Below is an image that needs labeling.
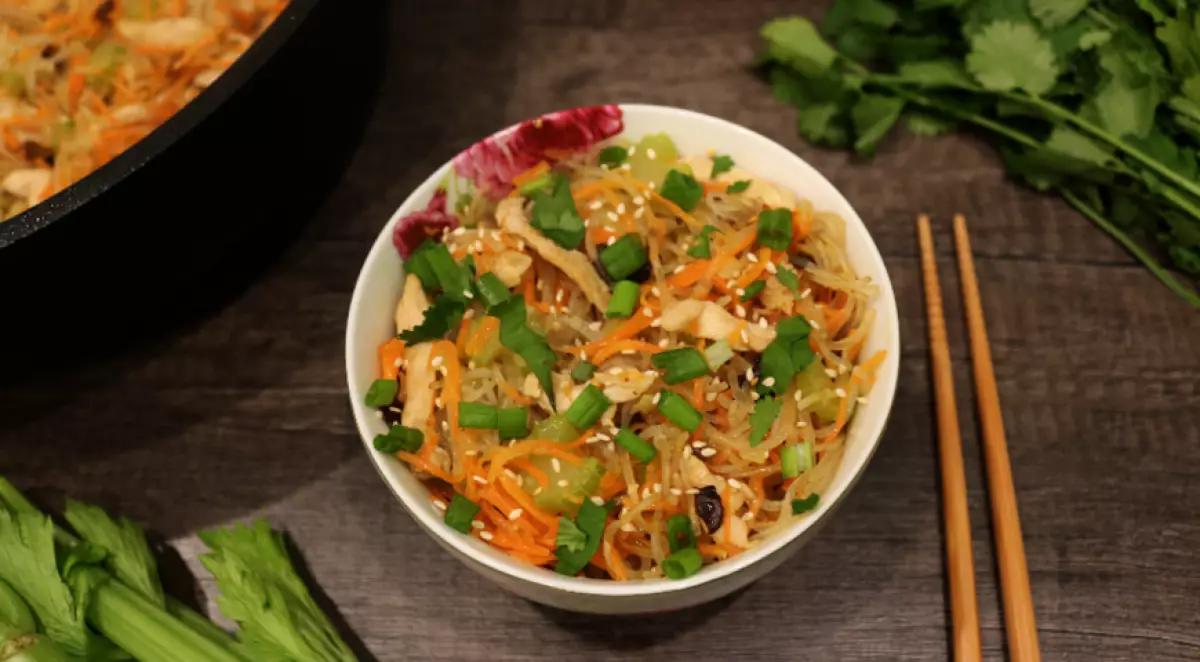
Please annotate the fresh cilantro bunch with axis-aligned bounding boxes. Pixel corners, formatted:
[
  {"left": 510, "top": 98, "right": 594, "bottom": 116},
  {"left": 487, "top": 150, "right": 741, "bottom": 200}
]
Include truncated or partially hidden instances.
[{"left": 758, "top": 1, "right": 1200, "bottom": 305}]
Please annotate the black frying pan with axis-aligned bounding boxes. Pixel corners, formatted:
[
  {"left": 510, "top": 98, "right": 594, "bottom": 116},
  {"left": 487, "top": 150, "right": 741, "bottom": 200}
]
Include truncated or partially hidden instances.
[{"left": 0, "top": 0, "right": 384, "bottom": 361}]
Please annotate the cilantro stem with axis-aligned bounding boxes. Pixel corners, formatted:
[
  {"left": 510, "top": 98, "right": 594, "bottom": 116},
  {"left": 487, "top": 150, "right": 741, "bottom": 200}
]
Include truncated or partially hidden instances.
[{"left": 1060, "top": 188, "right": 1200, "bottom": 306}]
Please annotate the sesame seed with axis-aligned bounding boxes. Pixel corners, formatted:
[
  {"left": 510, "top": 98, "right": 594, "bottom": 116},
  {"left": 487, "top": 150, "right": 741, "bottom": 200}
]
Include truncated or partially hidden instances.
[
  {"left": 452, "top": 227, "right": 466, "bottom": 236},
  {"left": 474, "top": 240, "right": 484, "bottom": 252},
  {"left": 658, "top": 338, "right": 670, "bottom": 348},
  {"left": 595, "top": 432, "right": 611, "bottom": 441},
  {"left": 801, "top": 288, "right": 812, "bottom": 299},
  {"left": 464, "top": 449, "right": 478, "bottom": 456},
  {"left": 607, "top": 211, "right": 619, "bottom": 222},
  {"left": 670, "top": 488, "right": 683, "bottom": 496},
  {"left": 673, "top": 265, "right": 686, "bottom": 274},
  {"left": 837, "top": 363, "right": 848, "bottom": 374},
  {"left": 589, "top": 321, "right": 603, "bottom": 331},
  {"left": 794, "top": 390, "right": 804, "bottom": 402},
  {"left": 642, "top": 307, "right": 653, "bottom": 317},
  {"left": 463, "top": 309, "right": 475, "bottom": 319},
  {"left": 628, "top": 482, "right": 639, "bottom": 495},
  {"left": 857, "top": 396, "right": 870, "bottom": 405},
  {"left": 609, "top": 367, "right": 624, "bottom": 375},
  {"left": 551, "top": 458, "right": 562, "bottom": 473},
  {"left": 607, "top": 236, "right": 617, "bottom": 246},
  {"left": 633, "top": 195, "right": 645, "bottom": 205},
  {"left": 617, "top": 203, "right": 626, "bottom": 214},
  {"left": 627, "top": 145, "right": 637, "bottom": 156},
  {"left": 685, "top": 488, "right": 700, "bottom": 495},
  {"left": 473, "top": 475, "right": 487, "bottom": 484},
  {"left": 692, "top": 440, "right": 707, "bottom": 448},
  {"left": 745, "top": 367, "right": 754, "bottom": 381},
  {"left": 825, "top": 368, "right": 838, "bottom": 378},
  {"left": 580, "top": 350, "right": 589, "bottom": 361},
  {"left": 434, "top": 397, "right": 443, "bottom": 408},
  {"left": 479, "top": 531, "right": 494, "bottom": 540},
  {"left": 491, "top": 231, "right": 502, "bottom": 241},
  {"left": 735, "top": 305, "right": 746, "bottom": 317},
  {"left": 590, "top": 199, "right": 603, "bottom": 210},
  {"left": 393, "top": 357, "right": 403, "bottom": 367},
  {"left": 463, "top": 290, "right": 474, "bottom": 299},
  {"left": 509, "top": 509, "right": 523, "bottom": 520},
  {"left": 374, "top": 410, "right": 383, "bottom": 418},
  {"left": 835, "top": 388, "right": 847, "bottom": 398},
  {"left": 742, "top": 512, "right": 755, "bottom": 521},
  {"left": 728, "top": 479, "right": 744, "bottom": 489},
  {"left": 634, "top": 207, "right": 645, "bottom": 219},
  {"left": 441, "top": 421, "right": 450, "bottom": 431},
  {"left": 766, "top": 262, "right": 777, "bottom": 274},
  {"left": 652, "top": 393, "right": 661, "bottom": 404},
  {"left": 471, "top": 520, "right": 485, "bottom": 530},
  {"left": 763, "top": 377, "right": 776, "bottom": 387},
  {"left": 706, "top": 392, "right": 717, "bottom": 402},
  {"left": 651, "top": 286, "right": 661, "bottom": 296},
  {"left": 650, "top": 318, "right": 662, "bottom": 327},
  {"left": 740, "top": 329, "right": 749, "bottom": 344},
  {"left": 591, "top": 496, "right": 605, "bottom": 505},
  {"left": 621, "top": 163, "right": 632, "bottom": 171},
  {"left": 622, "top": 349, "right": 636, "bottom": 355},
  {"left": 735, "top": 288, "right": 745, "bottom": 297},
  {"left": 607, "top": 442, "right": 616, "bottom": 453},
  {"left": 534, "top": 487, "right": 543, "bottom": 495},
  {"left": 648, "top": 181, "right": 656, "bottom": 190},
  {"left": 758, "top": 317, "right": 768, "bottom": 328},
  {"left": 700, "top": 447, "right": 718, "bottom": 457},
  {"left": 555, "top": 290, "right": 564, "bottom": 303},
  {"left": 796, "top": 420, "right": 808, "bottom": 428},
  {"left": 621, "top": 523, "right": 637, "bottom": 532},
  {"left": 431, "top": 356, "right": 444, "bottom": 367},
  {"left": 752, "top": 392, "right": 760, "bottom": 400},
  {"left": 747, "top": 253, "right": 759, "bottom": 263},
  {"left": 505, "top": 469, "right": 517, "bottom": 480},
  {"left": 433, "top": 500, "right": 447, "bottom": 511},
  {"left": 642, "top": 488, "right": 651, "bottom": 499},
  {"left": 557, "top": 479, "right": 569, "bottom": 487}
]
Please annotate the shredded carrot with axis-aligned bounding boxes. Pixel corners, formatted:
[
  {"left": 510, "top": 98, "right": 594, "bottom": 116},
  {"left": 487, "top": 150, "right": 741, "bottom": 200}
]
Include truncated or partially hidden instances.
[
  {"left": 500, "top": 380, "right": 534, "bottom": 406},
  {"left": 748, "top": 475, "right": 765, "bottom": 516},
  {"left": 667, "top": 259, "right": 710, "bottom": 288},
  {"left": 820, "top": 374, "right": 860, "bottom": 444},
  {"left": 512, "top": 160, "right": 550, "bottom": 186},
  {"left": 733, "top": 248, "right": 772, "bottom": 289},
  {"left": 573, "top": 309, "right": 657, "bottom": 358},
  {"left": 651, "top": 192, "right": 703, "bottom": 229},
  {"left": 521, "top": 269, "right": 536, "bottom": 305},
  {"left": 485, "top": 440, "right": 585, "bottom": 483},
  {"left": 571, "top": 178, "right": 625, "bottom": 203},
  {"left": 509, "top": 458, "right": 549, "bottom": 486},
  {"left": 598, "top": 471, "right": 626, "bottom": 500},
  {"left": 377, "top": 338, "right": 406, "bottom": 380},
  {"left": 67, "top": 73, "right": 85, "bottom": 112},
  {"left": 454, "top": 317, "right": 473, "bottom": 353},
  {"left": 396, "top": 451, "right": 455, "bottom": 483},
  {"left": 497, "top": 475, "right": 558, "bottom": 527},
  {"left": 697, "top": 542, "right": 743, "bottom": 559},
  {"left": 587, "top": 340, "right": 663, "bottom": 364}
]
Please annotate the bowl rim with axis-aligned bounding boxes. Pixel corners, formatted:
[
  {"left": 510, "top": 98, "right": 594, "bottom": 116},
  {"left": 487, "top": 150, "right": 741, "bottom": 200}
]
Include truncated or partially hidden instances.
[
  {"left": 0, "top": 0, "right": 322, "bottom": 249},
  {"left": 345, "top": 103, "right": 901, "bottom": 597}
]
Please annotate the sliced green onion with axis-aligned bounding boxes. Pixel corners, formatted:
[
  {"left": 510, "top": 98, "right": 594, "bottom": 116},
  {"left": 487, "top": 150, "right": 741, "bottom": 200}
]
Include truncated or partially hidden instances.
[
  {"left": 598, "top": 145, "right": 628, "bottom": 168},
  {"left": 459, "top": 402, "right": 499, "bottom": 429},
  {"left": 780, "top": 443, "right": 810, "bottom": 479},
  {"left": 491, "top": 297, "right": 557, "bottom": 408},
  {"left": 657, "top": 390, "right": 703, "bottom": 433},
  {"left": 756, "top": 208, "right": 794, "bottom": 251},
  {"left": 791, "top": 493, "right": 821, "bottom": 515},
  {"left": 688, "top": 225, "right": 718, "bottom": 259},
  {"left": 475, "top": 272, "right": 511, "bottom": 308},
  {"left": 571, "top": 361, "right": 597, "bottom": 382},
  {"left": 776, "top": 267, "right": 801, "bottom": 291},
  {"left": 444, "top": 494, "right": 481, "bottom": 533},
  {"left": 666, "top": 514, "right": 696, "bottom": 553},
  {"left": 599, "top": 234, "right": 648, "bottom": 281},
  {"left": 703, "top": 340, "right": 734, "bottom": 371},
  {"left": 565, "top": 384, "right": 612, "bottom": 430},
  {"left": 498, "top": 407, "right": 529, "bottom": 440},
  {"left": 517, "top": 172, "right": 554, "bottom": 196},
  {"left": 651, "top": 347, "right": 710, "bottom": 385},
  {"left": 663, "top": 547, "right": 704, "bottom": 579},
  {"left": 614, "top": 427, "right": 657, "bottom": 463},
  {"left": 740, "top": 280, "right": 766, "bottom": 301},
  {"left": 727, "top": 180, "right": 752, "bottom": 194},
  {"left": 373, "top": 425, "right": 424, "bottom": 454},
  {"left": 606, "top": 280, "right": 640, "bottom": 318},
  {"left": 710, "top": 155, "right": 735, "bottom": 178},
  {"left": 659, "top": 169, "right": 703, "bottom": 212},
  {"left": 364, "top": 379, "right": 399, "bottom": 406}
]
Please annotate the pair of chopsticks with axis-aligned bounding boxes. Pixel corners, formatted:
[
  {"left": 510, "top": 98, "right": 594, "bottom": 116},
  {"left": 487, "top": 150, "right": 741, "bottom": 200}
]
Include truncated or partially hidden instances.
[{"left": 918, "top": 215, "right": 1041, "bottom": 662}]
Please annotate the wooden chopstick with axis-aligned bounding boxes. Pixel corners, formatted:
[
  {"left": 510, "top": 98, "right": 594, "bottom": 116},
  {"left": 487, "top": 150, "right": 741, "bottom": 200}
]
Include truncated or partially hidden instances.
[
  {"left": 917, "top": 215, "right": 982, "bottom": 662},
  {"left": 953, "top": 215, "right": 1042, "bottom": 662}
]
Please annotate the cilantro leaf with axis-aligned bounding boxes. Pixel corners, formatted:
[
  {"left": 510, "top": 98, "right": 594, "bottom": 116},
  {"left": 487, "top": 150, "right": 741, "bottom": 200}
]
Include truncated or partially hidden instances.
[
  {"left": 965, "top": 21, "right": 1061, "bottom": 95},
  {"left": 851, "top": 94, "right": 905, "bottom": 155},
  {"left": 775, "top": 267, "right": 801, "bottom": 291},
  {"left": 797, "top": 102, "right": 851, "bottom": 148},
  {"left": 554, "top": 500, "right": 611, "bottom": 576},
  {"left": 761, "top": 17, "right": 838, "bottom": 77},
  {"left": 64, "top": 500, "right": 165, "bottom": 607},
  {"left": 727, "top": 180, "right": 752, "bottom": 193},
  {"left": 749, "top": 395, "right": 783, "bottom": 446},
  {"left": 491, "top": 297, "right": 557, "bottom": 408},
  {"left": 530, "top": 174, "right": 586, "bottom": 250},
  {"left": 688, "top": 225, "right": 719, "bottom": 258},
  {"left": 398, "top": 295, "right": 466, "bottom": 344},
  {"left": 597, "top": 146, "right": 628, "bottom": 168},
  {"left": 1029, "top": 0, "right": 1089, "bottom": 29},
  {"left": 710, "top": 155, "right": 735, "bottom": 178},
  {"left": 199, "top": 520, "right": 357, "bottom": 662},
  {"left": 555, "top": 518, "right": 587, "bottom": 554},
  {"left": 659, "top": 169, "right": 703, "bottom": 212}
]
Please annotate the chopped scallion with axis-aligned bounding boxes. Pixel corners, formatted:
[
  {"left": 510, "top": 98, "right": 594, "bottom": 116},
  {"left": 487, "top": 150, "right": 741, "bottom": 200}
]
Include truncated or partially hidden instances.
[
  {"left": 565, "top": 384, "right": 612, "bottom": 430},
  {"left": 614, "top": 427, "right": 657, "bottom": 463},
  {"left": 459, "top": 402, "right": 499, "bottom": 429},
  {"left": 651, "top": 347, "right": 710, "bottom": 385},
  {"left": 364, "top": 379, "right": 399, "bottom": 406},
  {"left": 663, "top": 547, "right": 704, "bottom": 579},
  {"left": 373, "top": 425, "right": 424, "bottom": 454},
  {"left": 667, "top": 514, "right": 696, "bottom": 553},
  {"left": 498, "top": 407, "right": 529, "bottom": 440},
  {"left": 599, "top": 234, "right": 648, "bottom": 281},
  {"left": 756, "top": 208, "right": 794, "bottom": 251},
  {"left": 606, "top": 280, "right": 640, "bottom": 318},
  {"left": 781, "top": 442, "right": 814, "bottom": 479},
  {"left": 571, "top": 361, "right": 597, "bottom": 382},
  {"left": 791, "top": 493, "right": 820, "bottom": 515},
  {"left": 657, "top": 390, "right": 703, "bottom": 433},
  {"left": 444, "top": 494, "right": 481, "bottom": 533},
  {"left": 475, "top": 272, "right": 511, "bottom": 308}
]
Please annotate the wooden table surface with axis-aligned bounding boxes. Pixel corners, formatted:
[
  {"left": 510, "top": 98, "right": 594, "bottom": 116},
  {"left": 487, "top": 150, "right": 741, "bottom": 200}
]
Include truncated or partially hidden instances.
[{"left": 4, "top": 2, "right": 1199, "bottom": 660}]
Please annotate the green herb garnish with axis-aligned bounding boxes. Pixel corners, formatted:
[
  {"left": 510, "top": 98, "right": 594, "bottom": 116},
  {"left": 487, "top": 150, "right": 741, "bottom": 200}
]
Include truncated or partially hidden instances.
[
  {"left": 555, "top": 518, "right": 587, "bottom": 554},
  {"left": 442, "top": 494, "right": 481, "bottom": 534},
  {"left": 749, "top": 395, "right": 783, "bottom": 446},
  {"left": 791, "top": 493, "right": 821, "bottom": 514},
  {"left": 659, "top": 169, "right": 704, "bottom": 212},
  {"left": 398, "top": 295, "right": 466, "bottom": 344},
  {"left": 710, "top": 155, "right": 735, "bottom": 178},
  {"left": 364, "top": 379, "right": 399, "bottom": 407},
  {"left": 597, "top": 146, "right": 629, "bottom": 168},
  {"left": 687, "top": 225, "right": 718, "bottom": 259},
  {"left": 530, "top": 174, "right": 586, "bottom": 249},
  {"left": 726, "top": 179, "right": 752, "bottom": 193}
]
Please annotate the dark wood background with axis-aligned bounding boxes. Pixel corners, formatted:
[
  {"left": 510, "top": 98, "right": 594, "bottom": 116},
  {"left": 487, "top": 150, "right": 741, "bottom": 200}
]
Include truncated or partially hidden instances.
[{"left": 3, "top": 2, "right": 1198, "bottom": 660}]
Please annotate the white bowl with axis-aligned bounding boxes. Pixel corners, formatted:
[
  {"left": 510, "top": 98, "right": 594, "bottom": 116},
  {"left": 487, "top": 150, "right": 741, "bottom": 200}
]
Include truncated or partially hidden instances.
[{"left": 345, "top": 104, "right": 901, "bottom": 614}]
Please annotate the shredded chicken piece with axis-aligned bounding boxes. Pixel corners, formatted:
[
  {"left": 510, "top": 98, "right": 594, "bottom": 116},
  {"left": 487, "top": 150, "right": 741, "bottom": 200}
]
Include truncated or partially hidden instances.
[
  {"left": 116, "top": 18, "right": 214, "bottom": 50},
  {"left": 594, "top": 366, "right": 656, "bottom": 403},
  {"left": 394, "top": 274, "right": 429, "bottom": 333},
  {"left": 497, "top": 197, "right": 611, "bottom": 311},
  {"left": 2, "top": 169, "right": 50, "bottom": 205},
  {"left": 394, "top": 274, "right": 435, "bottom": 440},
  {"left": 762, "top": 276, "right": 796, "bottom": 315},
  {"left": 491, "top": 249, "right": 533, "bottom": 288},
  {"left": 659, "top": 300, "right": 775, "bottom": 351}
]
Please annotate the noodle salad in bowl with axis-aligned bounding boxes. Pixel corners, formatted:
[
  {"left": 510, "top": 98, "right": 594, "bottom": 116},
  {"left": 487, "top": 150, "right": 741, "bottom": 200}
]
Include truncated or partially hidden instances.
[{"left": 347, "top": 104, "right": 899, "bottom": 612}]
